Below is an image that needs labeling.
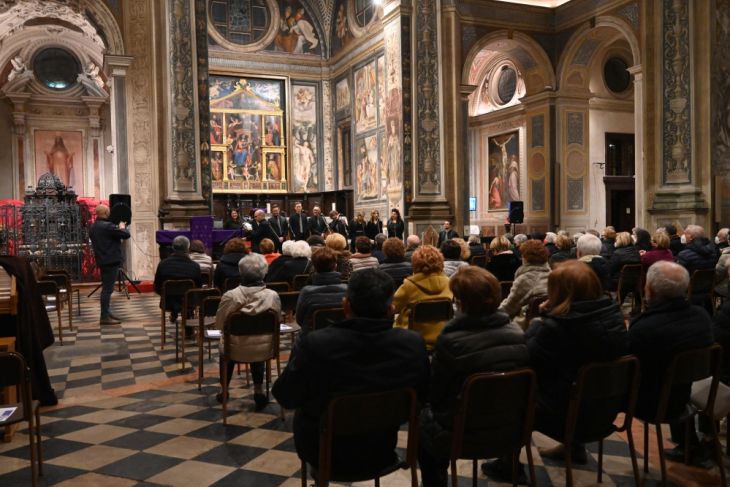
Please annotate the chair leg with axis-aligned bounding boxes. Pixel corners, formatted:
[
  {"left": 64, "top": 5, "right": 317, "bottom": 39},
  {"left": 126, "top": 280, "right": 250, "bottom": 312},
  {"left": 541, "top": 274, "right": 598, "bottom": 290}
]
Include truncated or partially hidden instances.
[
  {"left": 301, "top": 460, "right": 307, "bottom": 487},
  {"left": 75, "top": 289, "right": 81, "bottom": 316},
  {"left": 375, "top": 477, "right": 380, "bottom": 487},
  {"left": 598, "top": 438, "right": 604, "bottom": 483},
  {"left": 626, "top": 425, "right": 641, "bottom": 487},
  {"left": 656, "top": 423, "right": 668, "bottom": 486},
  {"left": 684, "top": 417, "right": 692, "bottom": 465},
  {"left": 180, "top": 317, "right": 186, "bottom": 370},
  {"left": 197, "top": 323, "right": 204, "bottom": 391},
  {"left": 512, "top": 451, "right": 519, "bottom": 487},
  {"left": 565, "top": 441, "right": 574, "bottom": 487},
  {"left": 450, "top": 458, "right": 458, "bottom": 487},
  {"left": 68, "top": 295, "right": 73, "bottom": 330},
  {"left": 28, "top": 416, "right": 37, "bottom": 487},
  {"left": 57, "top": 306, "right": 63, "bottom": 345},
  {"left": 525, "top": 439, "right": 537, "bottom": 487},
  {"left": 222, "top": 359, "right": 228, "bottom": 425},
  {"left": 161, "top": 309, "right": 166, "bottom": 349},
  {"left": 472, "top": 459, "right": 478, "bottom": 487},
  {"left": 709, "top": 418, "right": 728, "bottom": 487},
  {"left": 643, "top": 421, "right": 650, "bottom": 473},
  {"left": 175, "top": 319, "right": 179, "bottom": 363},
  {"left": 245, "top": 363, "right": 251, "bottom": 387}
]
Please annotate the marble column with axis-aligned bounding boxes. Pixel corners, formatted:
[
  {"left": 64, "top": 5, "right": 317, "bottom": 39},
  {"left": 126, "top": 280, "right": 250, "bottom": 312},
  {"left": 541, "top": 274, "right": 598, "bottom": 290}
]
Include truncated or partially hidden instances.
[
  {"left": 194, "top": 0, "right": 211, "bottom": 208},
  {"left": 103, "top": 55, "right": 133, "bottom": 196},
  {"left": 627, "top": 65, "right": 645, "bottom": 227}
]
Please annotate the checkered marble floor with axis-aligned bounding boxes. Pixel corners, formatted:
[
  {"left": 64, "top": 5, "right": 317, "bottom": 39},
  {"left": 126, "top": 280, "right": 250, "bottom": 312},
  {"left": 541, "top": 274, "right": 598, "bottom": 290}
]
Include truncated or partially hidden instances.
[{"left": 0, "top": 290, "right": 726, "bottom": 485}]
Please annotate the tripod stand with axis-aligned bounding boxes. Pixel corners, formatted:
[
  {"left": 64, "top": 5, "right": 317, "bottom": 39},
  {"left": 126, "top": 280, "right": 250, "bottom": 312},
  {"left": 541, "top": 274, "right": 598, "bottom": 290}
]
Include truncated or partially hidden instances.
[{"left": 87, "top": 266, "right": 141, "bottom": 299}]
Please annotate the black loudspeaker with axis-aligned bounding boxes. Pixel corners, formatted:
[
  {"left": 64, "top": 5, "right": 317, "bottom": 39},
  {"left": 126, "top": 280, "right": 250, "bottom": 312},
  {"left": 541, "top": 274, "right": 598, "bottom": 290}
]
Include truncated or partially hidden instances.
[
  {"left": 508, "top": 201, "right": 524, "bottom": 224},
  {"left": 109, "top": 193, "right": 132, "bottom": 225}
]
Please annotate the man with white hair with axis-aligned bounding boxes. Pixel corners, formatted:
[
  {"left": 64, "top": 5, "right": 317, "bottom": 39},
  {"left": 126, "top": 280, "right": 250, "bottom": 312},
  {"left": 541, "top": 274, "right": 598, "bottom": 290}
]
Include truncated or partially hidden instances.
[
  {"left": 214, "top": 253, "right": 281, "bottom": 410},
  {"left": 544, "top": 231, "right": 558, "bottom": 255},
  {"left": 404, "top": 234, "right": 421, "bottom": 262},
  {"left": 576, "top": 234, "right": 610, "bottom": 291},
  {"left": 677, "top": 225, "right": 716, "bottom": 274},
  {"left": 629, "top": 261, "right": 714, "bottom": 464},
  {"left": 716, "top": 227, "right": 730, "bottom": 251},
  {"left": 154, "top": 236, "right": 202, "bottom": 330},
  {"left": 250, "top": 209, "right": 280, "bottom": 253}
]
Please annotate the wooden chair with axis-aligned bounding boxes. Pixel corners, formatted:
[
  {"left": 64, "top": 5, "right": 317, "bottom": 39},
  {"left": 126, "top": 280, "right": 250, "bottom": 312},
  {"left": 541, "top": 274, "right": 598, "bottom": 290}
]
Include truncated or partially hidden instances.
[
  {"left": 266, "top": 281, "right": 291, "bottom": 293},
  {"left": 524, "top": 296, "right": 544, "bottom": 328},
  {"left": 200, "top": 269, "right": 213, "bottom": 288},
  {"left": 449, "top": 369, "right": 537, "bottom": 487},
  {"left": 159, "top": 279, "right": 196, "bottom": 350},
  {"left": 560, "top": 356, "right": 642, "bottom": 487},
  {"left": 45, "top": 269, "right": 80, "bottom": 318},
  {"left": 37, "top": 280, "right": 63, "bottom": 345},
  {"left": 469, "top": 254, "right": 487, "bottom": 267},
  {"left": 223, "top": 276, "right": 240, "bottom": 292},
  {"left": 221, "top": 310, "right": 280, "bottom": 424},
  {"left": 615, "top": 264, "right": 643, "bottom": 312},
  {"left": 180, "top": 288, "right": 220, "bottom": 369},
  {"left": 292, "top": 273, "right": 310, "bottom": 291},
  {"left": 0, "top": 352, "right": 42, "bottom": 487},
  {"left": 408, "top": 298, "right": 454, "bottom": 350},
  {"left": 198, "top": 296, "right": 221, "bottom": 390},
  {"left": 311, "top": 307, "right": 346, "bottom": 332},
  {"left": 301, "top": 388, "right": 419, "bottom": 487},
  {"left": 500, "top": 281, "right": 514, "bottom": 301},
  {"left": 687, "top": 268, "right": 717, "bottom": 311},
  {"left": 278, "top": 291, "right": 300, "bottom": 322},
  {"left": 638, "top": 344, "right": 725, "bottom": 486}
]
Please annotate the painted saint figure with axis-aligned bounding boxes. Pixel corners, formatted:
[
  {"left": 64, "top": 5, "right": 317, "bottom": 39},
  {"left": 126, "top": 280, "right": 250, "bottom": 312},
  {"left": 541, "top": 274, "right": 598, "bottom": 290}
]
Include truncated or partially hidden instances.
[{"left": 46, "top": 136, "right": 74, "bottom": 188}]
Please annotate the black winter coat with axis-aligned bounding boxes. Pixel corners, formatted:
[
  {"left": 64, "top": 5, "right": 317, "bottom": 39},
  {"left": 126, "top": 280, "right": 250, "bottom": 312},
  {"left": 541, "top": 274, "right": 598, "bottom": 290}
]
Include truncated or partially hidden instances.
[
  {"left": 154, "top": 254, "right": 203, "bottom": 313},
  {"left": 365, "top": 220, "right": 383, "bottom": 240},
  {"left": 549, "top": 249, "right": 574, "bottom": 267},
  {"left": 669, "top": 235, "right": 685, "bottom": 256},
  {"left": 213, "top": 252, "right": 247, "bottom": 289},
  {"left": 713, "top": 300, "right": 730, "bottom": 384},
  {"left": 486, "top": 253, "right": 521, "bottom": 282},
  {"left": 379, "top": 259, "right": 413, "bottom": 289},
  {"left": 295, "top": 272, "right": 347, "bottom": 329},
  {"left": 583, "top": 256, "right": 611, "bottom": 292},
  {"left": 629, "top": 298, "right": 714, "bottom": 420},
  {"left": 677, "top": 238, "right": 717, "bottom": 274},
  {"left": 89, "top": 218, "right": 130, "bottom": 267},
  {"left": 265, "top": 256, "right": 310, "bottom": 283},
  {"left": 600, "top": 238, "right": 616, "bottom": 260},
  {"left": 249, "top": 219, "right": 280, "bottom": 253},
  {"left": 608, "top": 245, "right": 641, "bottom": 289}
]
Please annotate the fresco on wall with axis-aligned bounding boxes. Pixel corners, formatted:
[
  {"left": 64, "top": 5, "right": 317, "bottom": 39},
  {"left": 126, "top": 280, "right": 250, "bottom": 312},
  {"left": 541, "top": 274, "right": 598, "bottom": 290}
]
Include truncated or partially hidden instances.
[
  {"left": 291, "top": 83, "right": 319, "bottom": 192},
  {"left": 34, "top": 130, "right": 85, "bottom": 195},
  {"left": 209, "top": 75, "right": 287, "bottom": 193},
  {"left": 332, "top": 0, "right": 352, "bottom": 54},
  {"left": 383, "top": 21, "right": 404, "bottom": 211},
  {"left": 355, "top": 134, "right": 379, "bottom": 200},
  {"left": 487, "top": 131, "right": 520, "bottom": 210},
  {"left": 335, "top": 77, "right": 350, "bottom": 112},
  {"left": 269, "top": 0, "right": 321, "bottom": 55},
  {"left": 377, "top": 55, "right": 386, "bottom": 125},
  {"left": 354, "top": 60, "right": 377, "bottom": 134}
]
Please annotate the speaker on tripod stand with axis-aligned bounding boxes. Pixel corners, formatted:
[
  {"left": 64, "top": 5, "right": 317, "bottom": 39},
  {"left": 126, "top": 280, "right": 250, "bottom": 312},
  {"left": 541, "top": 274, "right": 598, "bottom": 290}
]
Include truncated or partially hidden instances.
[
  {"left": 109, "top": 194, "right": 132, "bottom": 225},
  {"left": 507, "top": 201, "right": 524, "bottom": 234}
]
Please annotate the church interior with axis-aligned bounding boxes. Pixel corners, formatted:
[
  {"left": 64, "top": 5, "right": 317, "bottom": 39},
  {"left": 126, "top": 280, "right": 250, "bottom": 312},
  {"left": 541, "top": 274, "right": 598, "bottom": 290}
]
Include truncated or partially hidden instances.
[{"left": 0, "top": 0, "right": 729, "bottom": 485}]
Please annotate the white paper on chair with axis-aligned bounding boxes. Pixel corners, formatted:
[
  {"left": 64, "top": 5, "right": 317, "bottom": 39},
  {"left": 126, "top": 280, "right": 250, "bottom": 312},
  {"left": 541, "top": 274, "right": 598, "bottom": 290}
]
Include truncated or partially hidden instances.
[
  {"left": 0, "top": 407, "right": 16, "bottom": 422},
  {"left": 205, "top": 329, "right": 221, "bottom": 339},
  {"left": 280, "top": 323, "right": 294, "bottom": 332}
]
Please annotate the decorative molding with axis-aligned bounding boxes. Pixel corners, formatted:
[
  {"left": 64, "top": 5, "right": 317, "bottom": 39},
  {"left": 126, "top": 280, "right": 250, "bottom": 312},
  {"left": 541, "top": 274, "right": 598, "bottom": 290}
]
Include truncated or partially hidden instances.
[
  {"left": 713, "top": 0, "right": 730, "bottom": 179},
  {"left": 617, "top": 2, "right": 639, "bottom": 31},
  {"left": 196, "top": 0, "right": 211, "bottom": 206},
  {"left": 206, "top": 0, "right": 280, "bottom": 54},
  {"left": 662, "top": 0, "right": 691, "bottom": 185},
  {"left": 567, "top": 177, "right": 583, "bottom": 211},
  {"left": 322, "top": 79, "right": 334, "bottom": 191},
  {"left": 531, "top": 114, "right": 544, "bottom": 148},
  {"left": 566, "top": 111, "right": 583, "bottom": 145}
]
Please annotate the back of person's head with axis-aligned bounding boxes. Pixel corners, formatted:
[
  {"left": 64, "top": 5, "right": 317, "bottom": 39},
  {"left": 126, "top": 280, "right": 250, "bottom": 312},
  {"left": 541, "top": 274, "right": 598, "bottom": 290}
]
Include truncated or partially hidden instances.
[
  {"left": 652, "top": 231, "right": 670, "bottom": 250},
  {"left": 646, "top": 260, "right": 689, "bottom": 304},
  {"left": 189, "top": 239, "right": 205, "bottom": 254},
  {"left": 290, "top": 240, "right": 313, "bottom": 259},
  {"left": 615, "top": 232, "right": 633, "bottom": 248},
  {"left": 306, "top": 235, "right": 325, "bottom": 247},
  {"left": 374, "top": 233, "right": 387, "bottom": 249},
  {"left": 531, "top": 232, "right": 546, "bottom": 242},
  {"left": 544, "top": 232, "right": 557, "bottom": 244},
  {"left": 555, "top": 234, "right": 572, "bottom": 251},
  {"left": 489, "top": 235, "right": 510, "bottom": 254},
  {"left": 406, "top": 234, "right": 421, "bottom": 248},
  {"left": 223, "top": 237, "right": 247, "bottom": 255},
  {"left": 685, "top": 224, "right": 705, "bottom": 240},
  {"left": 664, "top": 224, "right": 677, "bottom": 236},
  {"left": 325, "top": 233, "right": 347, "bottom": 252},
  {"left": 718, "top": 228, "right": 730, "bottom": 243},
  {"left": 604, "top": 226, "right": 617, "bottom": 240},
  {"left": 172, "top": 236, "right": 191, "bottom": 254},
  {"left": 281, "top": 240, "right": 295, "bottom": 256},
  {"left": 452, "top": 237, "right": 470, "bottom": 260},
  {"left": 238, "top": 253, "right": 268, "bottom": 283},
  {"left": 576, "top": 234, "right": 602, "bottom": 257},
  {"left": 520, "top": 239, "right": 550, "bottom": 265},
  {"left": 468, "top": 235, "right": 481, "bottom": 245},
  {"left": 96, "top": 204, "right": 110, "bottom": 218},
  {"left": 514, "top": 233, "right": 528, "bottom": 245},
  {"left": 259, "top": 238, "right": 275, "bottom": 254},
  {"left": 634, "top": 228, "right": 651, "bottom": 246},
  {"left": 440, "top": 239, "right": 462, "bottom": 260},
  {"left": 345, "top": 268, "right": 395, "bottom": 319},
  {"left": 586, "top": 229, "right": 600, "bottom": 238},
  {"left": 412, "top": 245, "right": 444, "bottom": 275},
  {"left": 355, "top": 236, "right": 372, "bottom": 254},
  {"left": 572, "top": 233, "right": 584, "bottom": 244},
  {"left": 311, "top": 246, "right": 337, "bottom": 273},
  {"left": 382, "top": 237, "right": 405, "bottom": 260},
  {"left": 450, "top": 266, "right": 500, "bottom": 316},
  {"left": 547, "top": 260, "right": 602, "bottom": 315}
]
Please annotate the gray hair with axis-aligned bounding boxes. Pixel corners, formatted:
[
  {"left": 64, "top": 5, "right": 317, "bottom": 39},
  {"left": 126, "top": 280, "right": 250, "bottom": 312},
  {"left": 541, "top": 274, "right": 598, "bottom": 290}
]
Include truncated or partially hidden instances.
[
  {"left": 573, "top": 232, "right": 584, "bottom": 244},
  {"left": 545, "top": 232, "right": 557, "bottom": 244},
  {"left": 238, "top": 253, "right": 268, "bottom": 282},
  {"left": 468, "top": 235, "right": 481, "bottom": 245},
  {"left": 576, "top": 234, "right": 602, "bottom": 257},
  {"left": 718, "top": 228, "right": 730, "bottom": 242},
  {"left": 406, "top": 234, "right": 421, "bottom": 247},
  {"left": 685, "top": 224, "right": 705, "bottom": 239},
  {"left": 281, "top": 240, "right": 295, "bottom": 256},
  {"left": 514, "top": 234, "right": 527, "bottom": 245},
  {"left": 172, "top": 236, "right": 190, "bottom": 253},
  {"left": 646, "top": 261, "right": 689, "bottom": 302},
  {"left": 290, "top": 240, "right": 312, "bottom": 259}
]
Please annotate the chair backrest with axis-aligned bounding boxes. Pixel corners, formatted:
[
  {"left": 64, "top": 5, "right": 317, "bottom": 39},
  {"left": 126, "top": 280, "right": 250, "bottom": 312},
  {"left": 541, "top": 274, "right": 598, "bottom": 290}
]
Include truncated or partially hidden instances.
[
  {"left": 564, "top": 356, "right": 641, "bottom": 444},
  {"left": 410, "top": 298, "right": 453, "bottom": 325},
  {"left": 655, "top": 344, "right": 723, "bottom": 422},
  {"left": 617, "top": 264, "right": 643, "bottom": 302},
  {"left": 161, "top": 279, "right": 196, "bottom": 309},
  {"left": 450, "top": 370, "right": 536, "bottom": 460},
  {"left": 687, "top": 268, "right": 716, "bottom": 297},
  {"left": 223, "top": 310, "right": 279, "bottom": 360},
  {"left": 199, "top": 296, "right": 221, "bottom": 327},
  {"left": 500, "top": 281, "right": 513, "bottom": 300},
  {"left": 43, "top": 273, "right": 69, "bottom": 292},
  {"left": 266, "top": 281, "right": 291, "bottom": 293},
  {"left": 36, "top": 280, "right": 59, "bottom": 297},
  {"left": 223, "top": 276, "right": 240, "bottom": 292},
  {"left": 292, "top": 274, "right": 310, "bottom": 290},
  {"left": 184, "top": 288, "right": 220, "bottom": 314},
  {"left": 470, "top": 254, "right": 487, "bottom": 267},
  {"left": 525, "top": 296, "right": 544, "bottom": 325},
  {"left": 0, "top": 352, "right": 31, "bottom": 418},
  {"left": 311, "top": 307, "right": 346, "bottom": 331},
  {"left": 200, "top": 269, "right": 212, "bottom": 287},
  {"left": 318, "top": 388, "right": 418, "bottom": 484},
  {"left": 278, "top": 291, "right": 300, "bottom": 316}
]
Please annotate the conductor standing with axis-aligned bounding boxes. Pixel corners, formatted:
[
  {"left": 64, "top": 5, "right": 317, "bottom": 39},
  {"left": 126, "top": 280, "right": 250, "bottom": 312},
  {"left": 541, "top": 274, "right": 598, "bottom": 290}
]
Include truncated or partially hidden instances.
[{"left": 89, "top": 204, "right": 130, "bottom": 325}]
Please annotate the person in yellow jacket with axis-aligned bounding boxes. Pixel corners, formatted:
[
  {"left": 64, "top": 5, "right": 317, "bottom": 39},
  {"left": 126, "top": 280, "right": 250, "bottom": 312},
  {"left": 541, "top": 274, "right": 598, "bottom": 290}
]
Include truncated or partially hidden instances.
[{"left": 392, "top": 245, "right": 453, "bottom": 347}]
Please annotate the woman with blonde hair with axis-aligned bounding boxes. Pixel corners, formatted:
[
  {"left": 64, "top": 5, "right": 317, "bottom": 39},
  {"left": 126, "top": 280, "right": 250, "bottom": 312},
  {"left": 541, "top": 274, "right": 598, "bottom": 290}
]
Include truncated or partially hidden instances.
[
  {"left": 608, "top": 231, "right": 641, "bottom": 290},
  {"left": 392, "top": 245, "right": 452, "bottom": 347},
  {"left": 640, "top": 231, "right": 673, "bottom": 268},
  {"left": 486, "top": 235, "right": 520, "bottom": 281},
  {"left": 325, "top": 232, "right": 352, "bottom": 280},
  {"left": 548, "top": 234, "right": 574, "bottom": 267},
  {"left": 365, "top": 209, "right": 383, "bottom": 240}
]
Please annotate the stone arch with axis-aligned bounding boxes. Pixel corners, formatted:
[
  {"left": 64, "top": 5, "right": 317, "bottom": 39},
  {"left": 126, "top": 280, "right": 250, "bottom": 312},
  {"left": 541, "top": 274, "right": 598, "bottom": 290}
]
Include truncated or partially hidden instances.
[{"left": 83, "top": 0, "right": 125, "bottom": 55}]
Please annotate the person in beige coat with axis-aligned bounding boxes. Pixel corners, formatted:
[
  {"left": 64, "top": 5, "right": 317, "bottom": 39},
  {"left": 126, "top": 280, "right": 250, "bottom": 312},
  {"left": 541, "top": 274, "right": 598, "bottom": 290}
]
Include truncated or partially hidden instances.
[
  {"left": 215, "top": 253, "right": 281, "bottom": 410},
  {"left": 498, "top": 239, "right": 550, "bottom": 329}
]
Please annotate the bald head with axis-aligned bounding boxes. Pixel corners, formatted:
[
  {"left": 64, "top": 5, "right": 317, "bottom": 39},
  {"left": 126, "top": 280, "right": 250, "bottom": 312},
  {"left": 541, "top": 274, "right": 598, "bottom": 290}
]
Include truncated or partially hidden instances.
[
  {"left": 254, "top": 209, "right": 265, "bottom": 221},
  {"left": 645, "top": 261, "right": 689, "bottom": 305},
  {"left": 684, "top": 225, "right": 705, "bottom": 243},
  {"left": 96, "top": 204, "right": 110, "bottom": 218}
]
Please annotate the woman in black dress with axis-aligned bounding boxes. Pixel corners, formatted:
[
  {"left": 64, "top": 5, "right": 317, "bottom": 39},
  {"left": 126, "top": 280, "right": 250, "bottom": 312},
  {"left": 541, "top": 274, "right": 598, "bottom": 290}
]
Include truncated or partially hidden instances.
[
  {"left": 224, "top": 209, "right": 243, "bottom": 230},
  {"left": 365, "top": 210, "right": 383, "bottom": 240},
  {"left": 386, "top": 208, "right": 404, "bottom": 240},
  {"left": 349, "top": 212, "right": 367, "bottom": 252}
]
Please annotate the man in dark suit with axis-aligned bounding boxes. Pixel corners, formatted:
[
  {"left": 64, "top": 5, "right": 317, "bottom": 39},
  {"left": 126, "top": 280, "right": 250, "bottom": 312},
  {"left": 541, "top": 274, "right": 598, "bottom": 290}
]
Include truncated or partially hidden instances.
[
  {"left": 250, "top": 209, "right": 281, "bottom": 253},
  {"left": 309, "top": 205, "right": 328, "bottom": 236},
  {"left": 289, "top": 202, "right": 310, "bottom": 241},
  {"left": 437, "top": 220, "right": 459, "bottom": 248},
  {"left": 154, "top": 236, "right": 202, "bottom": 332},
  {"left": 268, "top": 205, "right": 289, "bottom": 248},
  {"left": 328, "top": 210, "right": 349, "bottom": 239}
]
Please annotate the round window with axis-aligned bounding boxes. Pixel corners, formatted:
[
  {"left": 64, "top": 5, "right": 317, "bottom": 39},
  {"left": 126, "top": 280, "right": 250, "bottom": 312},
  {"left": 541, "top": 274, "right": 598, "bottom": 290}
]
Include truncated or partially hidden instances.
[
  {"left": 496, "top": 66, "right": 517, "bottom": 105},
  {"left": 33, "top": 48, "right": 80, "bottom": 91},
  {"left": 604, "top": 57, "right": 631, "bottom": 94},
  {"left": 209, "top": 0, "right": 270, "bottom": 46}
]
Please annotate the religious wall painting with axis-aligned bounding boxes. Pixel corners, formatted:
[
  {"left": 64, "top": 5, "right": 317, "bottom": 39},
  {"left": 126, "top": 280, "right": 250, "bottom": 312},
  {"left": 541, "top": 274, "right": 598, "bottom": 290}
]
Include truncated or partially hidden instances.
[
  {"left": 209, "top": 74, "right": 287, "bottom": 193},
  {"left": 355, "top": 134, "right": 379, "bottom": 200},
  {"left": 269, "top": 0, "right": 321, "bottom": 55},
  {"left": 291, "top": 83, "right": 319, "bottom": 193},
  {"left": 354, "top": 60, "right": 377, "bottom": 134},
  {"left": 331, "top": 0, "right": 353, "bottom": 54},
  {"left": 377, "top": 55, "right": 386, "bottom": 126},
  {"left": 335, "top": 77, "right": 350, "bottom": 113},
  {"left": 487, "top": 131, "right": 520, "bottom": 211},
  {"left": 208, "top": 0, "right": 270, "bottom": 48},
  {"left": 34, "top": 130, "right": 85, "bottom": 195}
]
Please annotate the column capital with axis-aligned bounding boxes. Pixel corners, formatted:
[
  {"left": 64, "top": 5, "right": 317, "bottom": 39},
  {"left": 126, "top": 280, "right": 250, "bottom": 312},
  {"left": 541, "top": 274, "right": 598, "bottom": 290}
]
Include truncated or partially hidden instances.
[{"left": 104, "top": 55, "right": 134, "bottom": 78}]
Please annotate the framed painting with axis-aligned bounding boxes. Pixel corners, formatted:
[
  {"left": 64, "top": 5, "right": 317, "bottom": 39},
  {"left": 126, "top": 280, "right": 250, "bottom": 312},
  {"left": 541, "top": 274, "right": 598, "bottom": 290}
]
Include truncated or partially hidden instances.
[
  {"left": 353, "top": 60, "right": 377, "bottom": 134},
  {"left": 487, "top": 130, "right": 520, "bottom": 211},
  {"left": 355, "top": 134, "right": 379, "bottom": 200},
  {"left": 338, "top": 123, "right": 352, "bottom": 188},
  {"left": 291, "top": 83, "right": 319, "bottom": 192},
  {"left": 335, "top": 77, "right": 350, "bottom": 113},
  {"left": 34, "top": 130, "right": 85, "bottom": 195}
]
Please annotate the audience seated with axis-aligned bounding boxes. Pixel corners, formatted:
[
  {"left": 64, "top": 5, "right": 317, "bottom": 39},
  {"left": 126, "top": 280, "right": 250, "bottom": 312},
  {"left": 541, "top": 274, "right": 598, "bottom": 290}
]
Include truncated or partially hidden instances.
[
  {"left": 640, "top": 230, "right": 674, "bottom": 268},
  {"left": 712, "top": 269, "right": 730, "bottom": 385},
  {"left": 259, "top": 238, "right": 281, "bottom": 265},
  {"left": 575, "top": 234, "right": 611, "bottom": 291},
  {"left": 608, "top": 231, "right": 641, "bottom": 290},
  {"left": 716, "top": 242, "right": 730, "bottom": 298},
  {"left": 379, "top": 237, "right": 413, "bottom": 288},
  {"left": 188, "top": 239, "right": 212, "bottom": 273},
  {"left": 453, "top": 238, "right": 471, "bottom": 262},
  {"left": 548, "top": 234, "right": 574, "bottom": 267},
  {"left": 467, "top": 235, "right": 486, "bottom": 259},
  {"left": 544, "top": 232, "right": 558, "bottom": 256},
  {"left": 486, "top": 235, "right": 520, "bottom": 281},
  {"left": 633, "top": 227, "right": 653, "bottom": 252},
  {"left": 419, "top": 266, "right": 529, "bottom": 487},
  {"left": 214, "top": 238, "right": 249, "bottom": 289},
  {"left": 392, "top": 245, "right": 453, "bottom": 347},
  {"left": 372, "top": 233, "right": 387, "bottom": 263},
  {"left": 324, "top": 233, "right": 352, "bottom": 280},
  {"left": 272, "top": 269, "right": 429, "bottom": 477},
  {"left": 628, "top": 261, "right": 714, "bottom": 463},
  {"left": 214, "top": 253, "right": 281, "bottom": 411},
  {"left": 600, "top": 226, "right": 617, "bottom": 259},
  {"left": 441, "top": 239, "right": 468, "bottom": 278},
  {"left": 677, "top": 225, "right": 717, "bottom": 274},
  {"left": 716, "top": 228, "right": 730, "bottom": 252},
  {"left": 265, "top": 240, "right": 312, "bottom": 283},
  {"left": 513, "top": 233, "right": 527, "bottom": 260},
  {"left": 350, "top": 236, "right": 380, "bottom": 272},
  {"left": 265, "top": 240, "right": 294, "bottom": 282},
  {"left": 498, "top": 240, "right": 550, "bottom": 329},
  {"left": 404, "top": 234, "right": 421, "bottom": 262},
  {"left": 295, "top": 247, "right": 347, "bottom": 330},
  {"left": 665, "top": 224, "right": 685, "bottom": 256},
  {"left": 154, "top": 236, "right": 203, "bottom": 335},
  {"left": 306, "top": 235, "right": 325, "bottom": 248}
]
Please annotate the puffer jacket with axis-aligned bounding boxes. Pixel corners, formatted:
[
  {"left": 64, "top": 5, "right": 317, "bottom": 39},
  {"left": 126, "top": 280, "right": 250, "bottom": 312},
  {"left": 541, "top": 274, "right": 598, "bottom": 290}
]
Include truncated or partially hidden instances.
[
  {"left": 443, "top": 259, "right": 469, "bottom": 278},
  {"left": 214, "top": 251, "right": 247, "bottom": 289},
  {"left": 295, "top": 272, "right": 347, "bottom": 329},
  {"left": 393, "top": 272, "right": 453, "bottom": 346},
  {"left": 486, "top": 252, "right": 521, "bottom": 281},
  {"left": 579, "top": 255, "right": 611, "bottom": 292},
  {"left": 215, "top": 284, "right": 282, "bottom": 363},
  {"left": 379, "top": 259, "right": 413, "bottom": 288},
  {"left": 677, "top": 238, "right": 717, "bottom": 274},
  {"left": 429, "top": 311, "right": 530, "bottom": 427},
  {"left": 499, "top": 263, "right": 549, "bottom": 327},
  {"left": 608, "top": 245, "right": 641, "bottom": 290}
]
